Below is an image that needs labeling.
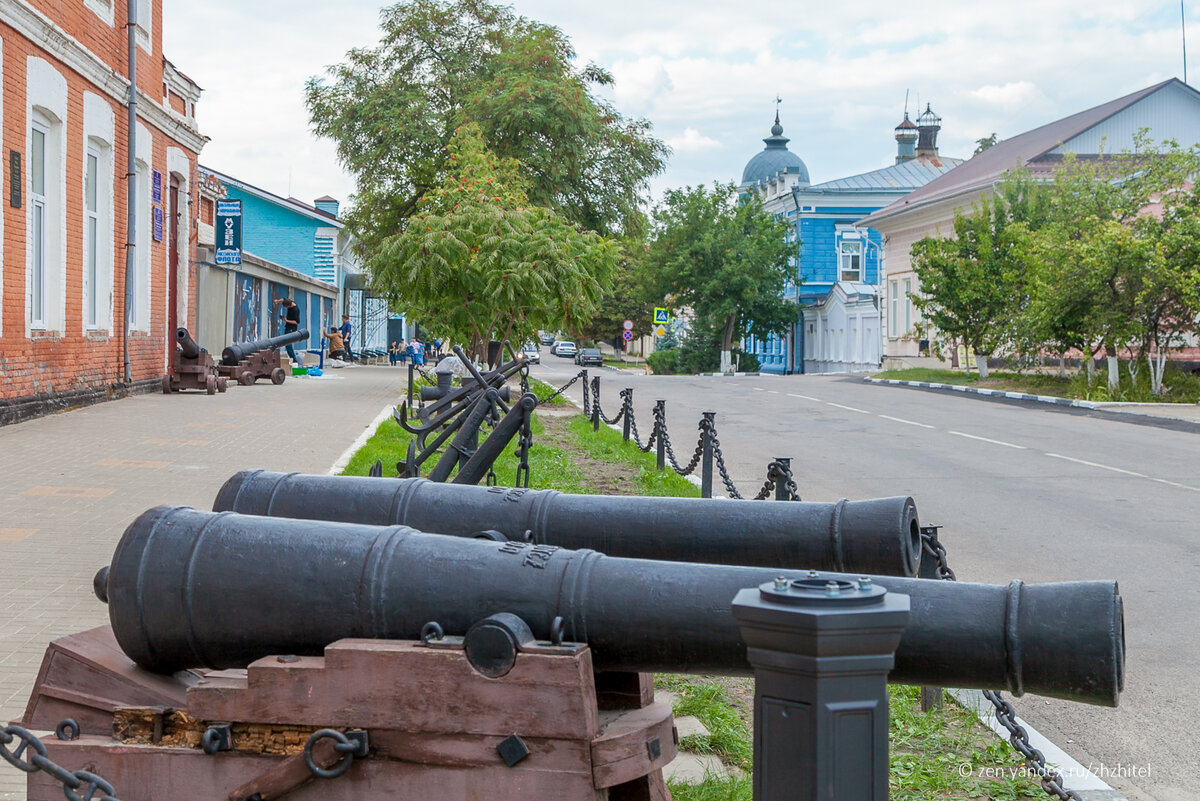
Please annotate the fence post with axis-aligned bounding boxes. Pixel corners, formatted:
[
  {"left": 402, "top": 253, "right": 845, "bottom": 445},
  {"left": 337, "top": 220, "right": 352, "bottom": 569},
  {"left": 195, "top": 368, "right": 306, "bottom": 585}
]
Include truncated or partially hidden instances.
[
  {"left": 591, "top": 376, "right": 601, "bottom": 432},
  {"left": 580, "top": 370, "right": 589, "bottom": 416},
  {"left": 655, "top": 400, "right": 666, "bottom": 470},
  {"left": 732, "top": 577, "right": 909, "bottom": 801},
  {"left": 407, "top": 363, "right": 415, "bottom": 415},
  {"left": 700, "top": 411, "right": 715, "bottom": 499},
  {"left": 622, "top": 388, "right": 633, "bottom": 443},
  {"left": 774, "top": 457, "right": 792, "bottom": 501}
]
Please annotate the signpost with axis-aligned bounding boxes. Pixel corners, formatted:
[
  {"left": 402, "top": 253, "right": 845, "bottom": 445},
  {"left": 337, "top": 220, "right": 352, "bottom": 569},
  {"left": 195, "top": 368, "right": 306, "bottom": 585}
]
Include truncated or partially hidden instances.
[
  {"left": 653, "top": 308, "right": 669, "bottom": 324},
  {"left": 215, "top": 200, "right": 243, "bottom": 266},
  {"left": 622, "top": 330, "right": 633, "bottom": 342},
  {"left": 623, "top": 320, "right": 633, "bottom": 331}
]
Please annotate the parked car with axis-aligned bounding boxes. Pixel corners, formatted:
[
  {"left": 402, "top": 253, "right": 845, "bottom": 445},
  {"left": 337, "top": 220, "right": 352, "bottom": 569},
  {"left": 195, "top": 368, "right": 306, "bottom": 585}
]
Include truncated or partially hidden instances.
[
  {"left": 520, "top": 343, "right": 540, "bottom": 364},
  {"left": 553, "top": 341, "right": 577, "bottom": 358},
  {"left": 575, "top": 348, "right": 602, "bottom": 367},
  {"left": 539, "top": 332, "right": 556, "bottom": 346}
]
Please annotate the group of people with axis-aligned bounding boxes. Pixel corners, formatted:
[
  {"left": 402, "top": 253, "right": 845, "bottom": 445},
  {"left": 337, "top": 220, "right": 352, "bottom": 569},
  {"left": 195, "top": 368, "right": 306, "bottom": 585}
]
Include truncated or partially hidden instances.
[{"left": 388, "top": 338, "right": 431, "bottom": 366}]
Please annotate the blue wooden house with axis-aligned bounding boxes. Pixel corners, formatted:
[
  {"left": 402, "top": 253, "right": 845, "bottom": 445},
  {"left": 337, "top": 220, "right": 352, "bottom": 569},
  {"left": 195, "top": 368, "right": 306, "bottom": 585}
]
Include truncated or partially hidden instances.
[{"left": 740, "top": 108, "right": 962, "bottom": 373}]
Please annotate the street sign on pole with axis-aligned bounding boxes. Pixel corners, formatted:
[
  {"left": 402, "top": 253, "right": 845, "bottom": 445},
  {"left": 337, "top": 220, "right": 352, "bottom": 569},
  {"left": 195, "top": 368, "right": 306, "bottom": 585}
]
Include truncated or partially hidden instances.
[
  {"left": 653, "top": 308, "right": 669, "bottom": 324},
  {"left": 622, "top": 330, "right": 634, "bottom": 342},
  {"left": 623, "top": 319, "right": 633, "bottom": 331},
  {"left": 655, "top": 325, "right": 667, "bottom": 338}
]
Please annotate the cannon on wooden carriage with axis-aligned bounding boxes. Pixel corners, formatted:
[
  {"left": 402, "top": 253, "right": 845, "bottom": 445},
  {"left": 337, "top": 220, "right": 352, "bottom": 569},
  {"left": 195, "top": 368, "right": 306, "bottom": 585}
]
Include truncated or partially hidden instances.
[
  {"left": 162, "top": 328, "right": 227, "bottom": 395},
  {"left": 15, "top": 506, "right": 1123, "bottom": 801},
  {"left": 218, "top": 329, "right": 309, "bottom": 386}
]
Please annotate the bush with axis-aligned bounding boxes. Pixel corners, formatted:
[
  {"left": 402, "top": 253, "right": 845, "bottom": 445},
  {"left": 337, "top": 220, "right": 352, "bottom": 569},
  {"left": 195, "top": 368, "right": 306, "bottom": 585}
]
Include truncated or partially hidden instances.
[
  {"left": 736, "top": 351, "right": 760, "bottom": 373},
  {"left": 646, "top": 348, "right": 679, "bottom": 375}
]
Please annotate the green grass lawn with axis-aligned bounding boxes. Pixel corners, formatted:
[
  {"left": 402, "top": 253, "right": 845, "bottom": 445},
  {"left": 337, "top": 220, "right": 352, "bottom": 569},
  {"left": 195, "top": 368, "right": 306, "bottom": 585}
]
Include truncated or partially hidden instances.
[{"left": 874, "top": 364, "right": 1200, "bottom": 403}]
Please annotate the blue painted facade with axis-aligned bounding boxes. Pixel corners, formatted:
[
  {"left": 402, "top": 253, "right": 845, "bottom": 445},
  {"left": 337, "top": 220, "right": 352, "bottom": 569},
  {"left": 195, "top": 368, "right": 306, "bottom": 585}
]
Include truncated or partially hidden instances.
[{"left": 740, "top": 110, "right": 962, "bottom": 374}]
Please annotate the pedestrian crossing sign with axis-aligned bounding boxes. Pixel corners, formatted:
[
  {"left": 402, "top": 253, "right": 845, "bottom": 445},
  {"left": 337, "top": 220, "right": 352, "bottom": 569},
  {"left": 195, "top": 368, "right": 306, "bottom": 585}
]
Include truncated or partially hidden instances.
[{"left": 653, "top": 308, "right": 670, "bottom": 324}]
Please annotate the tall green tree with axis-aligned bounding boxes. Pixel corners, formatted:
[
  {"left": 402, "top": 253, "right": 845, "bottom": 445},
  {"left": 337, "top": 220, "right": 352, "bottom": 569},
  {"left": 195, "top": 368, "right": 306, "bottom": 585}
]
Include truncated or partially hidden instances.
[
  {"left": 575, "top": 240, "right": 658, "bottom": 346},
  {"left": 644, "top": 183, "right": 797, "bottom": 373},
  {"left": 910, "top": 178, "right": 1045, "bottom": 378},
  {"left": 368, "top": 124, "right": 618, "bottom": 354},
  {"left": 305, "top": 0, "right": 667, "bottom": 252}
]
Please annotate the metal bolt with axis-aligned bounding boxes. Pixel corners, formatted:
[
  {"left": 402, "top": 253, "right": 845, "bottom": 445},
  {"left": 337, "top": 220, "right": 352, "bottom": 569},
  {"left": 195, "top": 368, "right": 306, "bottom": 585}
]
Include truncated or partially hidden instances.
[
  {"left": 774, "top": 576, "right": 789, "bottom": 590},
  {"left": 858, "top": 577, "right": 873, "bottom": 590},
  {"left": 825, "top": 581, "right": 841, "bottom": 597},
  {"left": 807, "top": 569, "right": 820, "bottom": 578}
]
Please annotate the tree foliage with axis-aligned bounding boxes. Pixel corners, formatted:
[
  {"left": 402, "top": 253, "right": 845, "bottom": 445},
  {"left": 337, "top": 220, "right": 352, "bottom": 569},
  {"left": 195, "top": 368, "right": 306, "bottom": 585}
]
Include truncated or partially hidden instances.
[
  {"left": 643, "top": 183, "right": 797, "bottom": 372},
  {"left": 575, "top": 241, "right": 658, "bottom": 345},
  {"left": 367, "top": 124, "right": 618, "bottom": 353},
  {"left": 913, "top": 136, "right": 1200, "bottom": 393},
  {"left": 305, "top": 0, "right": 667, "bottom": 252}
]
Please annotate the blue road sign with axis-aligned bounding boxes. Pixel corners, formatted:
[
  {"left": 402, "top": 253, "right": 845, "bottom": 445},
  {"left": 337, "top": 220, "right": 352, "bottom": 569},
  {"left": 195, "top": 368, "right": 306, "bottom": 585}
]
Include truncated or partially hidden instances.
[{"left": 653, "top": 307, "right": 669, "bottom": 324}]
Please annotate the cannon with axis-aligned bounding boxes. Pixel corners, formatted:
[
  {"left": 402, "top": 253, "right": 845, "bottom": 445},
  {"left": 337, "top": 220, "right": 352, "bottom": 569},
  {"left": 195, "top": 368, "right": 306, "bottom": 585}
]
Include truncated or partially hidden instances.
[
  {"left": 214, "top": 469, "right": 923, "bottom": 576},
  {"left": 97, "top": 506, "right": 1124, "bottom": 706},
  {"left": 218, "top": 328, "right": 309, "bottom": 386},
  {"left": 162, "top": 327, "right": 227, "bottom": 395}
]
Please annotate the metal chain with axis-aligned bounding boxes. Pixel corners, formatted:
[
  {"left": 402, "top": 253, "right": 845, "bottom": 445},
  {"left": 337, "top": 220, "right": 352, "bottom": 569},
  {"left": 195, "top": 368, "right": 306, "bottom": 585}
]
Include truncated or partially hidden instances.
[
  {"left": 706, "top": 420, "right": 745, "bottom": 499},
  {"left": 627, "top": 403, "right": 655, "bottom": 453},
  {"left": 659, "top": 412, "right": 704, "bottom": 476},
  {"left": 597, "top": 402, "right": 623, "bottom": 426},
  {"left": 772, "top": 459, "right": 801, "bottom": 501},
  {"left": 515, "top": 410, "right": 533, "bottom": 488},
  {"left": 927, "top": 538, "right": 1078, "bottom": 800},
  {"left": 542, "top": 371, "right": 585, "bottom": 406},
  {"left": 1, "top": 725, "right": 121, "bottom": 801},
  {"left": 920, "top": 527, "right": 956, "bottom": 581},
  {"left": 983, "top": 691, "right": 1082, "bottom": 801}
]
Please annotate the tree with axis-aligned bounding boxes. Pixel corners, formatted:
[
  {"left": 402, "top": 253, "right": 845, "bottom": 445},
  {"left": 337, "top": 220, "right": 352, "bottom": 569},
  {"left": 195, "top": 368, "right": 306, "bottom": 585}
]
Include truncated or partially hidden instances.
[
  {"left": 575, "top": 240, "right": 658, "bottom": 346},
  {"left": 909, "top": 186, "right": 1040, "bottom": 379},
  {"left": 305, "top": 0, "right": 667, "bottom": 253},
  {"left": 367, "top": 124, "right": 619, "bottom": 355},
  {"left": 974, "top": 133, "right": 998, "bottom": 155},
  {"left": 644, "top": 183, "right": 797, "bottom": 373}
]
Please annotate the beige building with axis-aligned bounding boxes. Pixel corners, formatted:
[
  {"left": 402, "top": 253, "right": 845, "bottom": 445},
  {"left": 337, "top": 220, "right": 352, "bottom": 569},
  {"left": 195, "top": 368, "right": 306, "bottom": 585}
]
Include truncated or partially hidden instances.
[{"left": 859, "top": 78, "right": 1200, "bottom": 359}]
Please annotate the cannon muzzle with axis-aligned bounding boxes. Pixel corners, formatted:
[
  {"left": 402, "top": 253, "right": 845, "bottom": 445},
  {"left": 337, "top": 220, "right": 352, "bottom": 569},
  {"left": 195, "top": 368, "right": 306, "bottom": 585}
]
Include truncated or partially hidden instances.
[
  {"left": 214, "top": 470, "right": 922, "bottom": 576},
  {"left": 174, "top": 327, "right": 202, "bottom": 359},
  {"left": 100, "top": 507, "right": 1124, "bottom": 706},
  {"left": 222, "top": 329, "right": 309, "bottom": 366}
]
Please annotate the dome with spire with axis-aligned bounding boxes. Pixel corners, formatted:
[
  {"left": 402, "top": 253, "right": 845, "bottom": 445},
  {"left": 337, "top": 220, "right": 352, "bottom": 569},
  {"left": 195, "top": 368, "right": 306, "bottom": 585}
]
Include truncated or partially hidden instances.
[{"left": 740, "top": 111, "right": 809, "bottom": 188}]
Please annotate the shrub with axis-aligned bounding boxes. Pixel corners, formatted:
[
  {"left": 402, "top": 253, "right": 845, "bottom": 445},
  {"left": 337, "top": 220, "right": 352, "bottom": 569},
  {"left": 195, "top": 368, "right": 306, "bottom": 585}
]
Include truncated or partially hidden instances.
[{"left": 647, "top": 348, "right": 679, "bottom": 375}]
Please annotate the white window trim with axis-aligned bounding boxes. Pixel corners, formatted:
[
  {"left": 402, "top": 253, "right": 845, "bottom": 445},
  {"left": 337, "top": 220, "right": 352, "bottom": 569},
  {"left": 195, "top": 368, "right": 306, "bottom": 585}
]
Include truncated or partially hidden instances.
[
  {"left": 83, "top": 92, "right": 117, "bottom": 333},
  {"left": 903, "top": 279, "right": 912, "bottom": 335},
  {"left": 889, "top": 281, "right": 898, "bottom": 338},
  {"left": 135, "top": 0, "right": 153, "bottom": 53},
  {"left": 84, "top": 0, "right": 114, "bottom": 26},
  {"left": 839, "top": 239, "right": 862, "bottom": 282},
  {"left": 84, "top": 147, "right": 100, "bottom": 329},
  {"left": 31, "top": 124, "right": 47, "bottom": 329},
  {"left": 26, "top": 57, "right": 68, "bottom": 336}
]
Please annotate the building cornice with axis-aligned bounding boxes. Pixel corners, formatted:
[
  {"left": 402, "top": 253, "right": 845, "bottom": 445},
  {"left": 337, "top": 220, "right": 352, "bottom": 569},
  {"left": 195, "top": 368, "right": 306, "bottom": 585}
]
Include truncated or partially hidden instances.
[{"left": 3, "top": 1, "right": 208, "bottom": 153}]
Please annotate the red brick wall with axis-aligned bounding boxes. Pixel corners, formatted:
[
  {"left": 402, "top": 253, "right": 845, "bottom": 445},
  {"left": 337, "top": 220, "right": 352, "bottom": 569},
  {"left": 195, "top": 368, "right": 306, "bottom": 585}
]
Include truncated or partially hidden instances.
[{"left": 1, "top": 0, "right": 201, "bottom": 406}]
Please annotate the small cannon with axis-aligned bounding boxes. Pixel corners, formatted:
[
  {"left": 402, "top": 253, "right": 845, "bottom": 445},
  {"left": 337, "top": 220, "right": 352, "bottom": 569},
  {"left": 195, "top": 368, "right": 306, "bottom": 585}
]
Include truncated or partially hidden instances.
[
  {"left": 97, "top": 506, "right": 1124, "bottom": 706},
  {"left": 162, "top": 327, "right": 227, "bottom": 395},
  {"left": 214, "top": 469, "right": 923, "bottom": 576},
  {"left": 218, "top": 329, "right": 308, "bottom": 386}
]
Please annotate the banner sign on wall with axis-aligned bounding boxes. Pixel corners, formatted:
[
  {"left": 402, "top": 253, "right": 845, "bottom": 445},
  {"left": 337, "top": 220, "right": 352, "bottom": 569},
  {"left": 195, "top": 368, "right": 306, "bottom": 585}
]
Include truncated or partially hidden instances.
[
  {"left": 215, "top": 200, "right": 243, "bottom": 265},
  {"left": 153, "top": 207, "right": 164, "bottom": 242}
]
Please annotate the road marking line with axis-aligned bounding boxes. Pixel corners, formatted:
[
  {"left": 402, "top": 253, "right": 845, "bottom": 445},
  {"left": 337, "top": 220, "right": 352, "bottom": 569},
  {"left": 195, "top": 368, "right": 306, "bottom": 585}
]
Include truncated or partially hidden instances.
[
  {"left": 752, "top": 387, "right": 764, "bottom": 391},
  {"left": 827, "top": 402, "right": 870, "bottom": 414},
  {"left": 1150, "top": 477, "right": 1200, "bottom": 492},
  {"left": 948, "top": 431, "right": 1027, "bottom": 449},
  {"left": 1044, "top": 453, "right": 1147, "bottom": 477},
  {"left": 878, "top": 414, "right": 935, "bottom": 429},
  {"left": 787, "top": 393, "right": 820, "bottom": 401},
  {"left": 767, "top": 390, "right": 779, "bottom": 394}
]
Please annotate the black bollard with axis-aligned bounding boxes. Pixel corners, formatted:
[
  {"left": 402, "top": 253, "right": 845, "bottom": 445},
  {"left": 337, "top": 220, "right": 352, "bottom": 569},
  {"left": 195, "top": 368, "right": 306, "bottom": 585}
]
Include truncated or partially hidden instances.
[{"left": 700, "top": 411, "right": 716, "bottom": 498}]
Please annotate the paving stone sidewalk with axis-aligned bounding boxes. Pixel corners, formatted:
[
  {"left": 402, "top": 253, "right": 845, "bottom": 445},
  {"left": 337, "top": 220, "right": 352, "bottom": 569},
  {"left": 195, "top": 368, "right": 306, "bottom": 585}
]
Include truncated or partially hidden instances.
[{"left": 0, "top": 365, "right": 409, "bottom": 799}]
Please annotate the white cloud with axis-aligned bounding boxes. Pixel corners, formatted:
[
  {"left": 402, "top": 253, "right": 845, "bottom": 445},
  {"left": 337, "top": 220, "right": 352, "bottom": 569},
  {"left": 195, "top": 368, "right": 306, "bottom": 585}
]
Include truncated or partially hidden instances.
[
  {"left": 667, "top": 128, "right": 721, "bottom": 152},
  {"left": 162, "top": 0, "right": 1198, "bottom": 209}
]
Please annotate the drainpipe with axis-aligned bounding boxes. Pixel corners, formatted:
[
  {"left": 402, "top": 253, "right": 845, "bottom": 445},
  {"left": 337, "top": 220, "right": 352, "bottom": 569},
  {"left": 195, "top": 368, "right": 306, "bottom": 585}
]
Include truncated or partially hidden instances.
[{"left": 122, "top": 0, "right": 138, "bottom": 383}]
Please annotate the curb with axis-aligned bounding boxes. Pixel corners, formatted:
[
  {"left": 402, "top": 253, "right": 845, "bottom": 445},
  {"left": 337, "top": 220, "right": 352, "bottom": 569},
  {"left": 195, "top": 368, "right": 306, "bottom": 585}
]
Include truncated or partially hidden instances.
[
  {"left": 699, "top": 371, "right": 761, "bottom": 377},
  {"left": 864, "top": 377, "right": 1098, "bottom": 407}
]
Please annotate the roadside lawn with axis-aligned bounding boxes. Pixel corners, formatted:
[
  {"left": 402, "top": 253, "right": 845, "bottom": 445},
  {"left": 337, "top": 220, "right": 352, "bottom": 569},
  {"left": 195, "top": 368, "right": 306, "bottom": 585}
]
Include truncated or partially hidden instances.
[{"left": 874, "top": 365, "right": 1200, "bottom": 403}]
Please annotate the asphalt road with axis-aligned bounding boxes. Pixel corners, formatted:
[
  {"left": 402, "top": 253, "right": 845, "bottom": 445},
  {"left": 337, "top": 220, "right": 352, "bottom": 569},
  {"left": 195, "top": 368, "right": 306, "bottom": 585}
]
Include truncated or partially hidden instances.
[{"left": 535, "top": 358, "right": 1200, "bottom": 801}]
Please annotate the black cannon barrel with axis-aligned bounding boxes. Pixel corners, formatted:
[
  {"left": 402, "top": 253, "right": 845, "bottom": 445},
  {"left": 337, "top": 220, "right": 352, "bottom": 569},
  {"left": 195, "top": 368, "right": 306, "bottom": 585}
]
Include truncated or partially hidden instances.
[
  {"left": 100, "top": 507, "right": 1124, "bottom": 706},
  {"left": 453, "top": 392, "right": 538, "bottom": 485},
  {"left": 214, "top": 469, "right": 923, "bottom": 576},
  {"left": 221, "top": 329, "right": 309, "bottom": 366},
  {"left": 174, "top": 327, "right": 201, "bottom": 359}
]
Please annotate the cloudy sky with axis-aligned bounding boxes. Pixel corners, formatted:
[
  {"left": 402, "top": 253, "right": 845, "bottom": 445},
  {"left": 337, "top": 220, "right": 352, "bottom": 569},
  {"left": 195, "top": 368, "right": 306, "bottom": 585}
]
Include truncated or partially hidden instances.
[{"left": 163, "top": 1, "right": 1196, "bottom": 211}]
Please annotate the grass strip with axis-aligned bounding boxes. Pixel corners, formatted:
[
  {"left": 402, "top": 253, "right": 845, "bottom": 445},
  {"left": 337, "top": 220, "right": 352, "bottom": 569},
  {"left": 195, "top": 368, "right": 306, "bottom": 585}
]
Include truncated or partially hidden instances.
[{"left": 874, "top": 365, "right": 1200, "bottom": 403}]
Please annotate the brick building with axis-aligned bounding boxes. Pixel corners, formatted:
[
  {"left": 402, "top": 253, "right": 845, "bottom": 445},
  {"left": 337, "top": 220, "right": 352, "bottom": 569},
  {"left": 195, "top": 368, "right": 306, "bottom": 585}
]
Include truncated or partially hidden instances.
[{"left": 1, "top": 0, "right": 205, "bottom": 424}]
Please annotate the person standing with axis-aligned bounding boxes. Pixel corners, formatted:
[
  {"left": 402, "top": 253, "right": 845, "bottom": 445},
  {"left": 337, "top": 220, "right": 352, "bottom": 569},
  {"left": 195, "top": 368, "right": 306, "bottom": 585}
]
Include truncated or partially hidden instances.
[
  {"left": 397, "top": 338, "right": 408, "bottom": 365},
  {"left": 274, "top": 297, "right": 301, "bottom": 363},
  {"left": 389, "top": 341, "right": 400, "bottom": 366},
  {"left": 339, "top": 314, "right": 354, "bottom": 361}
]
